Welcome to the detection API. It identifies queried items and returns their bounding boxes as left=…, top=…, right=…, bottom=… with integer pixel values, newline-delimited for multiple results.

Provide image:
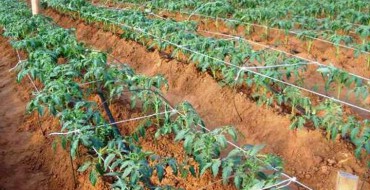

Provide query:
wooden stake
left=31, top=0, right=40, bottom=15
left=336, top=171, right=359, bottom=190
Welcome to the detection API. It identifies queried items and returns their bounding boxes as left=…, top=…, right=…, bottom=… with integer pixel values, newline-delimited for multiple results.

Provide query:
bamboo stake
left=31, top=0, right=40, bottom=15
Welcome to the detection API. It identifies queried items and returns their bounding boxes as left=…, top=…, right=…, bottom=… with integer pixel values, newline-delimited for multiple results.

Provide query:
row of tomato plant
left=107, top=0, right=369, bottom=23
left=0, top=0, right=285, bottom=189
left=43, top=0, right=370, bottom=159
left=106, top=0, right=370, bottom=56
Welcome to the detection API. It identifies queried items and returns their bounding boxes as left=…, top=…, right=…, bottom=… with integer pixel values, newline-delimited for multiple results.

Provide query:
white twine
left=101, top=3, right=369, bottom=81
left=198, top=29, right=370, bottom=82
left=166, top=8, right=369, bottom=54
left=13, top=49, right=40, bottom=93
left=99, top=2, right=370, bottom=54
left=48, top=110, right=177, bottom=136
left=26, top=74, right=40, bottom=93
left=8, top=59, right=26, bottom=72
left=48, top=6, right=355, bottom=189
left=95, top=109, right=178, bottom=128
left=101, top=18, right=370, bottom=113
left=49, top=129, right=81, bottom=136
left=98, top=3, right=369, bottom=82
left=167, top=101, right=311, bottom=190
left=81, top=10, right=370, bottom=186
left=261, top=176, right=297, bottom=189
left=78, top=79, right=104, bottom=86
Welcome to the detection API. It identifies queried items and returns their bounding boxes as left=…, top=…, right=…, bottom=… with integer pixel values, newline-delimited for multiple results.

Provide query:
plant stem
left=337, top=84, right=343, bottom=99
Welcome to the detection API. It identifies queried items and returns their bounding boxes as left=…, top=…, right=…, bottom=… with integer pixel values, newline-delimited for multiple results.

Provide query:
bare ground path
left=0, top=32, right=90, bottom=190
left=0, top=33, right=51, bottom=190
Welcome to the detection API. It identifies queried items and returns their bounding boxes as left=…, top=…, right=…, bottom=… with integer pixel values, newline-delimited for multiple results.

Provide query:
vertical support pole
left=336, top=171, right=359, bottom=190
left=31, top=0, right=40, bottom=15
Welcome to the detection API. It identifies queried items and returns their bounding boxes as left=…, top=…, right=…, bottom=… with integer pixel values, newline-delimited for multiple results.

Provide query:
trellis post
left=31, top=0, right=40, bottom=15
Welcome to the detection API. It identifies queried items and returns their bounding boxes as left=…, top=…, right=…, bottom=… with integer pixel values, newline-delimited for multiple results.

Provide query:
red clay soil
left=43, top=9, right=370, bottom=190
left=0, top=33, right=106, bottom=189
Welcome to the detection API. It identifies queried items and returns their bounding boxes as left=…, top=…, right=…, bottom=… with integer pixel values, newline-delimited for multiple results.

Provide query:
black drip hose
left=96, top=91, right=155, bottom=189
left=97, top=91, right=122, bottom=138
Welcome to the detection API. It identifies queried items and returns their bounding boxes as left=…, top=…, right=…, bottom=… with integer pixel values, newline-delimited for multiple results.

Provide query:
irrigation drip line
left=96, top=16, right=370, bottom=114
left=148, top=5, right=370, bottom=55
left=198, top=29, right=370, bottom=82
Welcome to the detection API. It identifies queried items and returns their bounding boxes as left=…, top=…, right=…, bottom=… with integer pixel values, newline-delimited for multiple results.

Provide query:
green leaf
left=184, top=135, right=194, bottom=154
left=156, top=164, right=165, bottom=182
left=250, top=144, right=265, bottom=156
left=257, top=171, right=268, bottom=180
left=154, top=130, right=161, bottom=139
left=216, top=135, right=227, bottom=148
left=168, top=159, right=178, bottom=176
left=104, top=154, right=116, bottom=171
left=331, top=127, right=338, bottom=140
left=89, top=169, right=98, bottom=186
left=251, top=181, right=265, bottom=190
left=354, top=147, right=362, bottom=158
left=189, top=165, right=196, bottom=177
left=350, top=127, right=360, bottom=139
left=222, top=165, right=233, bottom=184
left=174, top=129, right=188, bottom=141
left=122, top=166, right=133, bottom=178
left=78, top=162, right=91, bottom=172
left=234, top=175, right=242, bottom=189
left=365, top=141, right=370, bottom=154
left=61, top=137, right=67, bottom=150
left=70, top=138, right=79, bottom=158
left=211, top=159, right=221, bottom=177
left=227, top=128, right=238, bottom=141
left=200, top=162, right=212, bottom=176
left=228, top=149, right=242, bottom=159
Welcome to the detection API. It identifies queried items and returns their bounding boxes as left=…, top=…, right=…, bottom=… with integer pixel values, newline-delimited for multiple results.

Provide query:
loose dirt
left=43, top=8, right=370, bottom=190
